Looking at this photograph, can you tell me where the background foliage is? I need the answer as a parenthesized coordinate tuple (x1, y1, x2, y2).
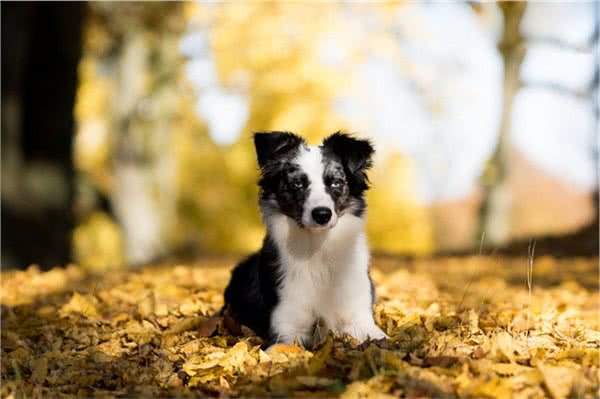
(1, 2, 597, 269)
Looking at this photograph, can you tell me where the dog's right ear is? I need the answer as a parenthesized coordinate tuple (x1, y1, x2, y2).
(253, 131, 305, 169)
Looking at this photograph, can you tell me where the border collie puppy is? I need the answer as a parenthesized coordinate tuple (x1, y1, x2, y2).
(224, 131, 387, 347)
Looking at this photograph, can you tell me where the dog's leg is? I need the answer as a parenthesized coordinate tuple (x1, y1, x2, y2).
(338, 312, 387, 342)
(329, 290, 387, 342)
(327, 268, 388, 343)
(269, 302, 314, 347)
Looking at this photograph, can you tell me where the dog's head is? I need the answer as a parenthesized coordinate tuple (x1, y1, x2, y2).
(254, 131, 374, 230)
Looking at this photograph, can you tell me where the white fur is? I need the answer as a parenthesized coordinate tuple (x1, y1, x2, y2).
(296, 147, 338, 228)
(265, 146, 386, 345)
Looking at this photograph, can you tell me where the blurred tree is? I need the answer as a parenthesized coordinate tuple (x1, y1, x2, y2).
(480, 2, 599, 249)
(1, 2, 84, 269)
(75, 2, 484, 260)
(74, 3, 185, 266)
(479, 2, 527, 246)
(180, 2, 433, 255)
(367, 154, 433, 255)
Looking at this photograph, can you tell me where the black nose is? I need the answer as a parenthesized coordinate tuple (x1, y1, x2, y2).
(311, 207, 332, 225)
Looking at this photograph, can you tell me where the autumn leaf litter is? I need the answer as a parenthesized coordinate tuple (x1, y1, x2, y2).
(1, 256, 598, 398)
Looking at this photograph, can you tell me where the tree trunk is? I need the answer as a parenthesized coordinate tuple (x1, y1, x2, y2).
(85, 3, 184, 265)
(479, 2, 527, 246)
(1, 3, 84, 269)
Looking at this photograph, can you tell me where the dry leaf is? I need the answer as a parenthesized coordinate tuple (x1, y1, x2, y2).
(492, 362, 532, 376)
(424, 355, 459, 368)
(163, 316, 205, 335)
(30, 357, 48, 384)
(307, 336, 333, 375)
(296, 376, 339, 388)
(138, 292, 156, 316)
(493, 331, 516, 363)
(223, 313, 243, 336)
(267, 344, 304, 355)
(219, 341, 250, 372)
(59, 292, 98, 318)
(197, 316, 220, 337)
(471, 346, 486, 359)
(469, 377, 512, 399)
(1, 256, 597, 398)
(538, 363, 577, 399)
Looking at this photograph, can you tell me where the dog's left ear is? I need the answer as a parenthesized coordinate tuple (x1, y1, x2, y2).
(253, 131, 305, 170)
(322, 132, 375, 192)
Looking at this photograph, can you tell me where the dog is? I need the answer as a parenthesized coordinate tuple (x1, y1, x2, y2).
(223, 131, 387, 347)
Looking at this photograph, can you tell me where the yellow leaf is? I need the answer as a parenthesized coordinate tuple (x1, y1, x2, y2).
(30, 357, 48, 384)
(59, 292, 99, 319)
(219, 341, 249, 372)
(267, 344, 305, 355)
(493, 331, 516, 363)
(492, 362, 532, 376)
(538, 363, 578, 399)
(470, 377, 512, 399)
(307, 336, 333, 375)
(258, 349, 271, 364)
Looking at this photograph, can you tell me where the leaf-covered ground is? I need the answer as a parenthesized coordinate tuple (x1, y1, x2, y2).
(1, 256, 598, 398)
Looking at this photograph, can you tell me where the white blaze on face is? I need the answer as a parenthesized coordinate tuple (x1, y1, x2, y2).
(296, 146, 337, 228)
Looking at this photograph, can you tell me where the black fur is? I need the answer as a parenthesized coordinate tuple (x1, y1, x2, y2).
(254, 131, 310, 226)
(321, 132, 374, 217)
(254, 131, 305, 170)
(223, 235, 281, 341)
(322, 131, 374, 194)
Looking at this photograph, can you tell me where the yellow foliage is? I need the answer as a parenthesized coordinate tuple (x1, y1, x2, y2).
(74, 58, 113, 122)
(72, 212, 125, 270)
(2, 256, 597, 397)
(73, 56, 114, 194)
(72, 2, 434, 257)
(59, 292, 99, 319)
(367, 153, 433, 255)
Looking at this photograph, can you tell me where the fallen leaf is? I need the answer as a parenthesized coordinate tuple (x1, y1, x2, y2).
(296, 376, 340, 388)
(163, 316, 205, 335)
(1, 256, 597, 398)
(471, 346, 486, 359)
(258, 349, 271, 363)
(59, 292, 98, 318)
(492, 362, 532, 376)
(307, 336, 333, 375)
(30, 357, 48, 384)
(223, 313, 243, 336)
(138, 292, 155, 316)
(197, 316, 220, 337)
(538, 363, 577, 399)
(469, 376, 512, 399)
(424, 355, 459, 368)
(219, 341, 250, 372)
(267, 344, 305, 355)
(433, 315, 460, 331)
(493, 331, 516, 363)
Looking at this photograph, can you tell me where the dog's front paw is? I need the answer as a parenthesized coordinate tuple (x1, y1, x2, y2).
(343, 321, 388, 343)
(369, 326, 388, 340)
(360, 325, 388, 342)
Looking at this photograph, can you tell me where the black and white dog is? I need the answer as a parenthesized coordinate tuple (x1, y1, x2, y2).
(224, 131, 387, 347)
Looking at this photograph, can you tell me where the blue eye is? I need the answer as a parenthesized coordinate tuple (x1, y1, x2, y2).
(329, 180, 342, 189)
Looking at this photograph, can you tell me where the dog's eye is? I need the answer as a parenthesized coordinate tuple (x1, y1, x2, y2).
(293, 181, 305, 189)
(329, 180, 342, 189)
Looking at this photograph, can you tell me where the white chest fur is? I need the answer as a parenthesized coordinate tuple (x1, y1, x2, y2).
(266, 213, 386, 345)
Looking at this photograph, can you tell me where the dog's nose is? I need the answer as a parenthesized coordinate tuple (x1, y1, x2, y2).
(311, 207, 332, 225)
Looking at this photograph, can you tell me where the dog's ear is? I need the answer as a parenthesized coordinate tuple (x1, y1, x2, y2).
(322, 131, 374, 192)
(253, 131, 305, 169)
